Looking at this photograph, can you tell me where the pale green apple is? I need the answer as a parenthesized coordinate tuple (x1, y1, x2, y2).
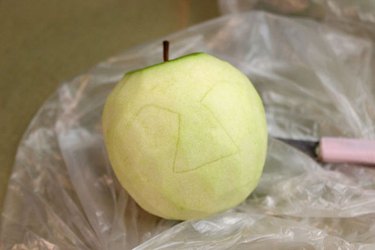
(102, 53, 267, 220)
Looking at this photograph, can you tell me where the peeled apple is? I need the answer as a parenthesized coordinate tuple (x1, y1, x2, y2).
(102, 50, 267, 220)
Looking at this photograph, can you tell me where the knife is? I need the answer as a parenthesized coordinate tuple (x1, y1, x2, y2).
(277, 137, 375, 165)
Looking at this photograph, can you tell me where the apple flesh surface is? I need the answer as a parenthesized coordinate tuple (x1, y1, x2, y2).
(102, 53, 267, 220)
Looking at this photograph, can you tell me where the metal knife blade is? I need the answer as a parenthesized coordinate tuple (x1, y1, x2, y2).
(276, 138, 319, 159)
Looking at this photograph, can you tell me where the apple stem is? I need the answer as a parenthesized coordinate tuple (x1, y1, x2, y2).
(163, 40, 169, 62)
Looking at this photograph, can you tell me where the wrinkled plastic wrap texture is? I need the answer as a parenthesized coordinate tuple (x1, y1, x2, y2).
(2, 1, 375, 249)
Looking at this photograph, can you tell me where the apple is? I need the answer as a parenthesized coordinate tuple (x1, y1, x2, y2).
(102, 41, 267, 220)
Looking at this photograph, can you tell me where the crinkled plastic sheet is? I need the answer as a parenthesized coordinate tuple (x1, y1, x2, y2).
(2, 1, 375, 249)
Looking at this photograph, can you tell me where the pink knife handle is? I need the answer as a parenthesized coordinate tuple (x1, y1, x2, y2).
(318, 137, 375, 165)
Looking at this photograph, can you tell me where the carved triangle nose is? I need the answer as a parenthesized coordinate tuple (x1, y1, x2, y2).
(173, 105, 239, 173)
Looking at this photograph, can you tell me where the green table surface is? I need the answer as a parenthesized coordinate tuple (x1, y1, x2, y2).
(0, 0, 219, 213)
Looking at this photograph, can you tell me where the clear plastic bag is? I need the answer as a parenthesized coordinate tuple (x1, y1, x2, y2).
(2, 1, 375, 249)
